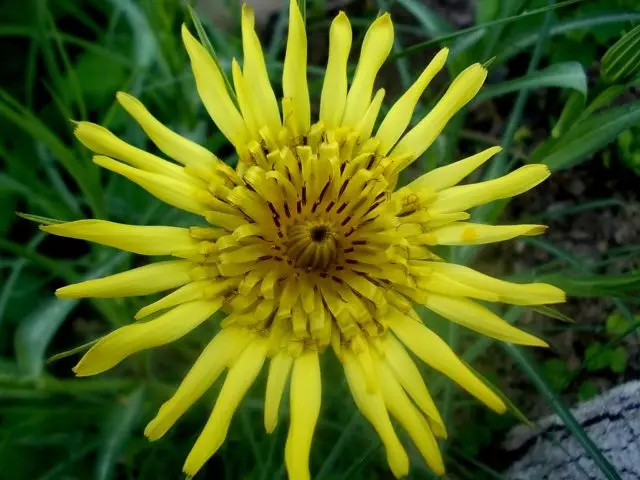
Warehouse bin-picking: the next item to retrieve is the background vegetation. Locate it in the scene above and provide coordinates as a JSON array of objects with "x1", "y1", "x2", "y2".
[{"x1": 1, "y1": 0, "x2": 639, "y2": 478}]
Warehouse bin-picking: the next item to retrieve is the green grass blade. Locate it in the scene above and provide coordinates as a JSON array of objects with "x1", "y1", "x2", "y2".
[
  {"x1": 388, "y1": 0, "x2": 587, "y2": 61},
  {"x1": 530, "y1": 102, "x2": 640, "y2": 170},
  {"x1": 475, "y1": 62, "x2": 587, "y2": 103},
  {"x1": 95, "y1": 386, "x2": 145, "y2": 480},
  {"x1": 502, "y1": 344, "x2": 621, "y2": 480}
]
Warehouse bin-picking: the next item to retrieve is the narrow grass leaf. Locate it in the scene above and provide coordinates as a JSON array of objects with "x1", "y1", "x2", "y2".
[
  {"x1": 95, "y1": 386, "x2": 145, "y2": 480},
  {"x1": 503, "y1": 344, "x2": 622, "y2": 480},
  {"x1": 531, "y1": 306, "x2": 575, "y2": 323},
  {"x1": 475, "y1": 62, "x2": 587, "y2": 103},
  {"x1": 530, "y1": 102, "x2": 640, "y2": 170}
]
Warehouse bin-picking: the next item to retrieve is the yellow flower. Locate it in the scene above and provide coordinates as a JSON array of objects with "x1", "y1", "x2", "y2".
[{"x1": 43, "y1": 2, "x2": 565, "y2": 478}]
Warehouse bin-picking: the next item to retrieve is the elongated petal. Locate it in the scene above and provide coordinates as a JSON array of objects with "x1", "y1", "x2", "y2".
[
  {"x1": 357, "y1": 88, "x2": 385, "y2": 141},
  {"x1": 135, "y1": 280, "x2": 209, "y2": 319},
  {"x1": 427, "y1": 262, "x2": 565, "y2": 305},
  {"x1": 184, "y1": 337, "x2": 268, "y2": 477},
  {"x1": 387, "y1": 311, "x2": 506, "y2": 413},
  {"x1": 57, "y1": 260, "x2": 192, "y2": 299},
  {"x1": 424, "y1": 294, "x2": 547, "y2": 346},
  {"x1": 342, "y1": 14, "x2": 394, "y2": 127},
  {"x1": 343, "y1": 350, "x2": 409, "y2": 478},
  {"x1": 41, "y1": 220, "x2": 198, "y2": 256},
  {"x1": 285, "y1": 351, "x2": 321, "y2": 480},
  {"x1": 407, "y1": 146, "x2": 501, "y2": 192},
  {"x1": 378, "y1": 359, "x2": 445, "y2": 475},
  {"x1": 73, "y1": 121, "x2": 186, "y2": 178},
  {"x1": 417, "y1": 271, "x2": 500, "y2": 302},
  {"x1": 94, "y1": 155, "x2": 207, "y2": 215},
  {"x1": 391, "y1": 64, "x2": 487, "y2": 166},
  {"x1": 231, "y1": 59, "x2": 260, "y2": 138},
  {"x1": 283, "y1": 0, "x2": 310, "y2": 135},
  {"x1": 422, "y1": 222, "x2": 546, "y2": 245},
  {"x1": 145, "y1": 328, "x2": 252, "y2": 440},
  {"x1": 320, "y1": 12, "x2": 352, "y2": 129},
  {"x1": 182, "y1": 25, "x2": 249, "y2": 148},
  {"x1": 116, "y1": 92, "x2": 219, "y2": 169},
  {"x1": 241, "y1": 5, "x2": 281, "y2": 134},
  {"x1": 429, "y1": 164, "x2": 550, "y2": 213},
  {"x1": 74, "y1": 299, "x2": 223, "y2": 376},
  {"x1": 376, "y1": 48, "x2": 448, "y2": 155},
  {"x1": 265, "y1": 350, "x2": 293, "y2": 433},
  {"x1": 383, "y1": 335, "x2": 446, "y2": 438}
]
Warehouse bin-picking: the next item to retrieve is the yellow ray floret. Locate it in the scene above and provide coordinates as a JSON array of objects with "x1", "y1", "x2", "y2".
[{"x1": 44, "y1": 2, "x2": 566, "y2": 479}]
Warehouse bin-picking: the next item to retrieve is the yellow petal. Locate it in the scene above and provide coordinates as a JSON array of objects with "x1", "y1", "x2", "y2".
[
  {"x1": 181, "y1": 25, "x2": 249, "y2": 149},
  {"x1": 74, "y1": 300, "x2": 223, "y2": 377},
  {"x1": 282, "y1": 0, "x2": 310, "y2": 135},
  {"x1": 383, "y1": 335, "x2": 446, "y2": 438},
  {"x1": 285, "y1": 351, "x2": 321, "y2": 480},
  {"x1": 357, "y1": 88, "x2": 385, "y2": 142},
  {"x1": 424, "y1": 294, "x2": 548, "y2": 346},
  {"x1": 376, "y1": 48, "x2": 448, "y2": 155},
  {"x1": 407, "y1": 146, "x2": 501, "y2": 192},
  {"x1": 416, "y1": 271, "x2": 501, "y2": 302},
  {"x1": 387, "y1": 310, "x2": 506, "y2": 413},
  {"x1": 41, "y1": 220, "x2": 198, "y2": 256},
  {"x1": 115, "y1": 92, "x2": 219, "y2": 169},
  {"x1": 421, "y1": 222, "x2": 546, "y2": 245},
  {"x1": 183, "y1": 336, "x2": 267, "y2": 477},
  {"x1": 391, "y1": 63, "x2": 487, "y2": 167},
  {"x1": 427, "y1": 262, "x2": 565, "y2": 305},
  {"x1": 56, "y1": 260, "x2": 192, "y2": 299},
  {"x1": 378, "y1": 360, "x2": 445, "y2": 475},
  {"x1": 73, "y1": 121, "x2": 186, "y2": 179},
  {"x1": 240, "y1": 5, "x2": 281, "y2": 134},
  {"x1": 135, "y1": 280, "x2": 209, "y2": 320},
  {"x1": 145, "y1": 328, "x2": 252, "y2": 440},
  {"x1": 429, "y1": 164, "x2": 550, "y2": 213},
  {"x1": 231, "y1": 59, "x2": 260, "y2": 138},
  {"x1": 342, "y1": 14, "x2": 394, "y2": 127},
  {"x1": 320, "y1": 12, "x2": 352, "y2": 129},
  {"x1": 264, "y1": 351, "x2": 293, "y2": 433},
  {"x1": 93, "y1": 155, "x2": 207, "y2": 215},
  {"x1": 343, "y1": 350, "x2": 409, "y2": 478}
]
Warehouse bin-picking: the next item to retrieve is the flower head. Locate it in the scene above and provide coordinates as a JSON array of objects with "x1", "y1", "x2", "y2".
[{"x1": 43, "y1": 1, "x2": 564, "y2": 478}]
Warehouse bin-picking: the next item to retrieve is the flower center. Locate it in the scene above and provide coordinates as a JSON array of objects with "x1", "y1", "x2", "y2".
[{"x1": 285, "y1": 220, "x2": 339, "y2": 271}]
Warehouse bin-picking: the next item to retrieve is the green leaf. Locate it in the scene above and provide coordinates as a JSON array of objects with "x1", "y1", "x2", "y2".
[
  {"x1": 577, "y1": 381, "x2": 599, "y2": 401},
  {"x1": 14, "y1": 298, "x2": 80, "y2": 378},
  {"x1": 95, "y1": 386, "x2": 145, "y2": 480},
  {"x1": 47, "y1": 339, "x2": 99, "y2": 364},
  {"x1": 585, "y1": 342, "x2": 611, "y2": 372},
  {"x1": 609, "y1": 346, "x2": 628, "y2": 374},
  {"x1": 541, "y1": 358, "x2": 572, "y2": 390},
  {"x1": 16, "y1": 212, "x2": 66, "y2": 225},
  {"x1": 606, "y1": 313, "x2": 632, "y2": 337},
  {"x1": 475, "y1": 62, "x2": 587, "y2": 103},
  {"x1": 601, "y1": 24, "x2": 640, "y2": 84},
  {"x1": 552, "y1": 90, "x2": 586, "y2": 138},
  {"x1": 530, "y1": 102, "x2": 640, "y2": 170},
  {"x1": 396, "y1": 0, "x2": 452, "y2": 37},
  {"x1": 531, "y1": 305, "x2": 575, "y2": 323},
  {"x1": 13, "y1": 254, "x2": 126, "y2": 377},
  {"x1": 503, "y1": 344, "x2": 622, "y2": 480}
]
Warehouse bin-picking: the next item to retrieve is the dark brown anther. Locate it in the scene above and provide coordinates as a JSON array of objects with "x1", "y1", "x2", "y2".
[
  {"x1": 283, "y1": 202, "x2": 291, "y2": 218},
  {"x1": 352, "y1": 240, "x2": 367, "y2": 245},
  {"x1": 343, "y1": 247, "x2": 355, "y2": 254},
  {"x1": 296, "y1": 200, "x2": 302, "y2": 214},
  {"x1": 325, "y1": 201, "x2": 335, "y2": 212},
  {"x1": 336, "y1": 202, "x2": 348, "y2": 214},
  {"x1": 340, "y1": 216, "x2": 352, "y2": 226}
]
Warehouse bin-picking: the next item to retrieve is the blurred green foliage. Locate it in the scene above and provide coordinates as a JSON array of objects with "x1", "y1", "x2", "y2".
[{"x1": 1, "y1": 0, "x2": 640, "y2": 479}]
